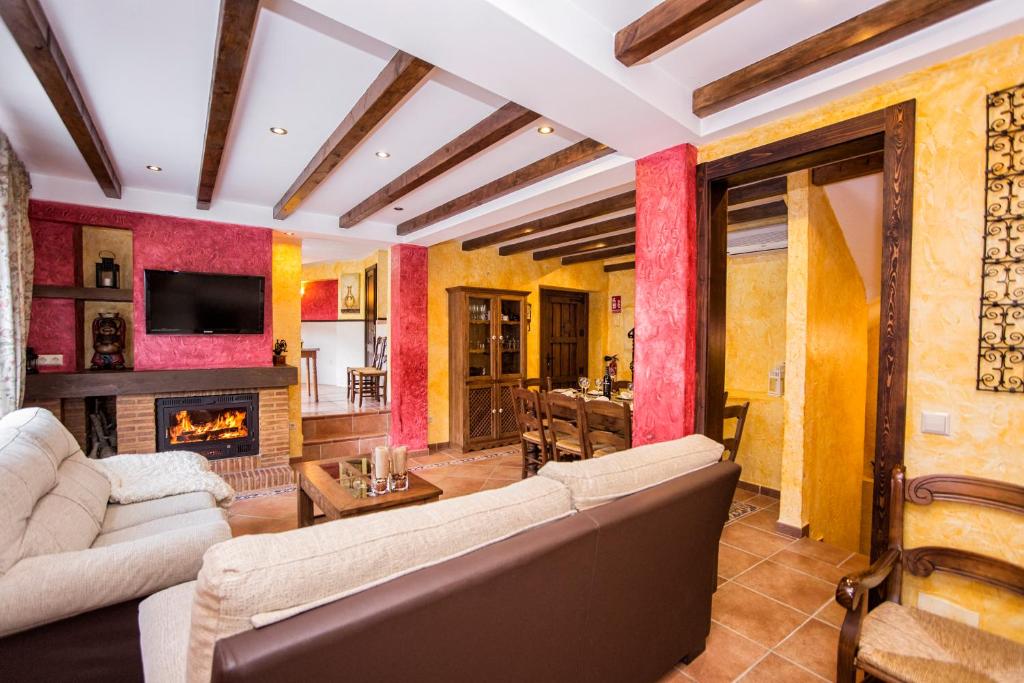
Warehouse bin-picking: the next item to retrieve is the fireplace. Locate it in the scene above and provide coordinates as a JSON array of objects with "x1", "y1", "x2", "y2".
[{"x1": 155, "y1": 393, "x2": 259, "y2": 459}]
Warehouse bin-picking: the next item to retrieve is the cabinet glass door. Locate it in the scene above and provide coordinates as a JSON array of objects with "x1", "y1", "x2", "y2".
[
  {"x1": 498, "y1": 298, "x2": 524, "y2": 377},
  {"x1": 467, "y1": 296, "x2": 493, "y2": 380}
]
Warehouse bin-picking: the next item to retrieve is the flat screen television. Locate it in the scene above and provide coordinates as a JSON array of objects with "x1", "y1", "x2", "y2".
[{"x1": 145, "y1": 269, "x2": 265, "y2": 334}]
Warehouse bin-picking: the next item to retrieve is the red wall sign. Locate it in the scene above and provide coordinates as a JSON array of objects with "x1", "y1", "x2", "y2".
[{"x1": 611, "y1": 295, "x2": 622, "y2": 314}]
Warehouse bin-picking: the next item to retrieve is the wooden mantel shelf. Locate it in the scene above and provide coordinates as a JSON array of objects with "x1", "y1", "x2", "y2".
[
  {"x1": 33, "y1": 285, "x2": 134, "y2": 302},
  {"x1": 25, "y1": 366, "x2": 298, "y2": 400}
]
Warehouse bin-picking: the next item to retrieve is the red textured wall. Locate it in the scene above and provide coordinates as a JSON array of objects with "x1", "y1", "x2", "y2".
[
  {"x1": 28, "y1": 219, "x2": 77, "y2": 371},
  {"x1": 29, "y1": 201, "x2": 273, "y2": 371},
  {"x1": 31, "y1": 219, "x2": 76, "y2": 285},
  {"x1": 389, "y1": 244, "x2": 428, "y2": 450},
  {"x1": 632, "y1": 144, "x2": 698, "y2": 445},
  {"x1": 301, "y1": 280, "x2": 337, "y2": 320}
]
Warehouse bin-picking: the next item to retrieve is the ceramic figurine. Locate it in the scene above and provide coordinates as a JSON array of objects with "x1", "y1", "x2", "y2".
[{"x1": 91, "y1": 312, "x2": 127, "y2": 370}]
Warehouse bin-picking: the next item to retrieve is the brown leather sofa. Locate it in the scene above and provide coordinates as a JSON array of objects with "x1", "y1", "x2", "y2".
[{"x1": 209, "y1": 461, "x2": 739, "y2": 683}]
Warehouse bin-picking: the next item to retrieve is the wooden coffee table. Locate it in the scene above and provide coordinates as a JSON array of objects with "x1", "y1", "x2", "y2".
[{"x1": 295, "y1": 457, "x2": 443, "y2": 527}]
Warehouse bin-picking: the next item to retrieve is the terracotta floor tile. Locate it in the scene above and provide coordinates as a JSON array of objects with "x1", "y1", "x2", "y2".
[
  {"x1": 814, "y1": 600, "x2": 847, "y2": 628},
  {"x1": 768, "y1": 548, "x2": 849, "y2": 584},
  {"x1": 487, "y1": 467, "x2": 523, "y2": 481},
  {"x1": 710, "y1": 583, "x2": 807, "y2": 648},
  {"x1": 773, "y1": 618, "x2": 840, "y2": 680},
  {"x1": 789, "y1": 537, "x2": 853, "y2": 566},
  {"x1": 720, "y1": 524, "x2": 795, "y2": 558},
  {"x1": 228, "y1": 515, "x2": 296, "y2": 537},
  {"x1": 733, "y1": 561, "x2": 836, "y2": 615},
  {"x1": 717, "y1": 543, "x2": 763, "y2": 579},
  {"x1": 228, "y1": 492, "x2": 297, "y2": 519},
  {"x1": 479, "y1": 477, "x2": 514, "y2": 491},
  {"x1": 681, "y1": 623, "x2": 767, "y2": 683},
  {"x1": 735, "y1": 509, "x2": 780, "y2": 534},
  {"x1": 747, "y1": 494, "x2": 779, "y2": 509},
  {"x1": 737, "y1": 654, "x2": 823, "y2": 683},
  {"x1": 839, "y1": 553, "x2": 869, "y2": 573},
  {"x1": 655, "y1": 667, "x2": 691, "y2": 683},
  {"x1": 733, "y1": 488, "x2": 756, "y2": 502}
]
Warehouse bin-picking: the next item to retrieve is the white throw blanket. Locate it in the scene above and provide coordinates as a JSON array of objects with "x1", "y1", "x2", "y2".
[{"x1": 92, "y1": 451, "x2": 235, "y2": 508}]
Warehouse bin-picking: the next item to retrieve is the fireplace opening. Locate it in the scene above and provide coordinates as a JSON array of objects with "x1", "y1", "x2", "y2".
[{"x1": 156, "y1": 393, "x2": 258, "y2": 459}]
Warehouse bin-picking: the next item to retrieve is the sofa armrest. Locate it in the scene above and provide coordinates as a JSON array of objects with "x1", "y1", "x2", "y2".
[{"x1": 0, "y1": 521, "x2": 229, "y2": 637}]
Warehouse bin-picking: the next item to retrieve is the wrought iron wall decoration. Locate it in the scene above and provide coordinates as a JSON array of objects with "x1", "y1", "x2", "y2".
[{"x1": 978, "y1": 82, "x2": 1024, "y2": 392}]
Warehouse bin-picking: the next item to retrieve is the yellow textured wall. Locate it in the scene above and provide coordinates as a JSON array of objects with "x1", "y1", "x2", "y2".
[
  {"x1": 301, "y1": 250, "x2": 389, "y2": 320},
  {"x1": 272, "y1": 235, "x2": 303, "y2": 457},
  {"x1": 427, "y1": 240, "x2": 612, "y2": 445},
  {"x1": 805, "y1": 178, "x2": 867, "y2": 552},
  {"x1": 701, "y1": 35, "x2": 1024, "y2": 641},
  {"x1": 725, "y1": 251, "x2": 787, "y2": 490},
  {"x1": 861, "y1": 300, "x2": 881, "y2": 553},
  {"x1": 605, "y1": 261, "x2": 635, "y2": 381}
]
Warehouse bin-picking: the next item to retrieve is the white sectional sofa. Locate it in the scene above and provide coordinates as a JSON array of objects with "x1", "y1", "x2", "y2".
[{"x1": 0, "y1": 407, "x2": 232, "y2": 679}]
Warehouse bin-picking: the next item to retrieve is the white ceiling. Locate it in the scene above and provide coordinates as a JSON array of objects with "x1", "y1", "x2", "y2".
[{"x1": 1, "y1": 0, "x2": 1022, "y2": 264}]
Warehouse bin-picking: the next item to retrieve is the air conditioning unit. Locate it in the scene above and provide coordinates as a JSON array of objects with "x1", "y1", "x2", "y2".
[{"x1": 727, "y1": 223, "x2": 788, "y2": 256}]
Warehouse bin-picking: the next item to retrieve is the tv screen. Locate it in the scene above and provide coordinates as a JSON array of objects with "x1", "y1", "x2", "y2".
[{"x1": 145, "y1": 269, "x2": 265, "y2": 334}]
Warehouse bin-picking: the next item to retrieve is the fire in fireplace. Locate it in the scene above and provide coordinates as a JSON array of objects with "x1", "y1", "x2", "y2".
[{"x1": 155, "y1": 394, "x2": 259, "y2": 459}]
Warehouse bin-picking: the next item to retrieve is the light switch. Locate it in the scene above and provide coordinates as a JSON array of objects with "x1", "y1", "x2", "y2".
[{"x1": 921, "y1": 411, "x2": 950, "y2": 436}]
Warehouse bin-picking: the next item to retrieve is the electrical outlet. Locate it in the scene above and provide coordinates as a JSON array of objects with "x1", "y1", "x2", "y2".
[
  {"x1": 36, "y1": 354, "x2": 64, "y2": 367},
  {"x1": 921, "y1": 411, "x2": 950, "y2": 436}
]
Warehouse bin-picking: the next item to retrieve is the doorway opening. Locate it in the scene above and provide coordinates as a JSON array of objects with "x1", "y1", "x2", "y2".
[
  {"x1": 696, "y1": 103, "x2": 915, "y2": 562},
  {"x1": 539, "y1": 288, "x2": 589, "y2": 389}
]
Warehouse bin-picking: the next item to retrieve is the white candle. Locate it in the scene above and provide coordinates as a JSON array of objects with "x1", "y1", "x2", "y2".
[
  {"x1": 391, "y1": 446, "x2": 408, "y2": 475},
  {"x1": 372, "y1": 446, "x2": 391, "y2": 479}
]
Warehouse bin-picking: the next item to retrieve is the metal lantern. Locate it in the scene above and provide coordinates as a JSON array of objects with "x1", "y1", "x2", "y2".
[{"x1": 95, "y1": 250, "x2": 120, "y2": 289}]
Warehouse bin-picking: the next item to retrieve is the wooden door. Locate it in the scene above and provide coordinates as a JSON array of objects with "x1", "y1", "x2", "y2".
[
  {"x1": 540, "y1": 289, "x2": 588, "y2": 388},
  {"x1": 496, "y1": 382, "x2": 519, "y2": 439},
  {"x1": 364, "y1": 264, "x2": 377, "y2": 366},
  {"x1": 465, "y1": 383, "x2": 496, "y2": 445}
]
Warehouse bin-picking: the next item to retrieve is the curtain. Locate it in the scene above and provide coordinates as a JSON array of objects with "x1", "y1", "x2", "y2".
[{"x1": 0, "y1": 130, "x2": 33, "y2": 416}]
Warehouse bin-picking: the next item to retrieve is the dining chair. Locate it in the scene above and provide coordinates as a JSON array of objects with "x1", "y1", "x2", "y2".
[
  {"x1": 612, "y1": 380, "x2": 632, "y2": 391},
  {"x1": 722, "y1": 401, "x2": 750, "y2": 462},
  {"x1": 542, "y1": 392, "x2": 588, "y2": 461},
  {"x1": 519, "y1": 377, "x2": 553, "y2": 392},
  {"x1": 511, "y1": 387, "x2": 550, "y2": 478},
  {"x1": 581, "y1": 399, "x2": 632, "y2": 458}
]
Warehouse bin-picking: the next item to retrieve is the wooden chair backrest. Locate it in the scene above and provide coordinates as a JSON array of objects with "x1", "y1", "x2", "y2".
[
  {"x1": 887, "y1": 465, "x2": 1024, "y2": 601},
  {"x1": 372, "y1": 337, "x2": 388, "y2": 369},
  {"x1": 511, "y1": 387, "x2": 546, "y2": 443},
  {"x1": 721, "y1": 401, "x2": 749, "y2": 462},
  {"x1": 543, "y1": 392, "x2": 585, "y2": 445},
  {"x1": 612, "y1": 380, "x2": 632, "y2": 391},
  {"x1": 519, "y1": 377, "x2": 553, "y2": 392},
  {"x1": 581, "y1": 399, "x2": 631, "y2": 457}
]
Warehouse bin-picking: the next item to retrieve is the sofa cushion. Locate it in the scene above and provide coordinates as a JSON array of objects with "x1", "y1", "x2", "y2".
[
  {"x1": 19, "y1": 453, "x2": 110, "y2": 559},
  {"x1": 140, "y1": 581, "x2": 196, "y2": 683},
  {"x1": 102, "y1": 491, "x2": 216, "y2": 534},
  {"x1": 0, "y1": 428, "x2": 61, "y2": 574},
  {"x1": 538, "y1": 434, "x2": 724, "y2": 510},
  {"x1": 0, "y1": 407, "x2": 84, "y2": 465},
  {"x1": 92, "y1": 507, "x2": 227, "y2": 548},
  {"x1": 858, "y1": 601, "x2": 1024, "y2": 683},
  {"x1": 187, "y1": 476, "x2": 573, "y2": 682}
]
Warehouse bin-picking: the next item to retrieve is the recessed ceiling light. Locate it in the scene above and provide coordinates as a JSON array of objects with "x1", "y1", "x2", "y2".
[
  {"x1": 146, "y1": 165, "x2": 162, "y2": 172},
  {"x1": 375, "y1": 151, "x2": 391, "y2": 159},
  {"x1": 537, "y1": 125, "x2": 555, "y2": 135},
  {"x1": 393, "y1": 206, "x2": 404, "y2": 211},
  {"x1": 269, "y1": 126, "x2": 288, "y2": 136}
]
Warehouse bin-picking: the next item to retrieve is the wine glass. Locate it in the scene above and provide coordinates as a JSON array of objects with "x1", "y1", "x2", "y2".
[
  {"x1": 578, "y1": 377, "x2": 589, "y2": 394},
  {"x1": 595, "y1": 377, "x2": 603, "y2": 394}
]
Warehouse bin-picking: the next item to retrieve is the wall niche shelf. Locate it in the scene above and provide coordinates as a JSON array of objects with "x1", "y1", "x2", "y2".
[{"x1": 33, "y1": 285, "x2": 133, "y2": 302}]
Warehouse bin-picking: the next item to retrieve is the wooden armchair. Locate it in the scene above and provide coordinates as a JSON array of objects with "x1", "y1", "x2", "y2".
[
  {"x1": 721, "y1": 401, "x2": 749, "y2": 462},
  {"x1": 580, "y1": 399, "x2": 631, "y2": 459},
  {"x1": 835, "y1": 465, "x2": 1024, "y2": 682},
  {"x1": 510, "y1": 387, "x2": 550, "y2": 478}
]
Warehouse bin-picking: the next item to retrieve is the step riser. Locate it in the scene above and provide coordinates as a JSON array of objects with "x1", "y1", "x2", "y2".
[
  {"x1": 301, "y1": 434, "x2": 387, "y2": 461},
  {"x1": 302, "y1": 413, "x2": 390, "y2": 441}
]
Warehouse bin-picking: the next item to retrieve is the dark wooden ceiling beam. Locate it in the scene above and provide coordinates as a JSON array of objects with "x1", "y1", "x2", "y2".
[
  {"x1": 398, "y1": 138, "x2": 614, "y2": 235},
  {"x1": 615, "y1": 0, "x2": 749, "y2": 66},
  {"x1": 726, "y1": 176, "x2": 786, "y2": 205},
  {"x1": 339, "y1": 102, "x2": 539, "y2": 228},
  {"x1": 274, "y1": 51, "x2": 434, "y2": 219},
  {"x1": 692, "y1": 0, "x2": 991, "y2": 117},
  {"x1": 498, "y1": 213, "x2": 635, "y2": 256},
  {"x1": 727, "y1": 199, "x2": 786, "y2": 225},
  {"x1": 811, "y1": 150, "x2": 884, "y2": 186},
  {"x1": 462, "y1": 190, "x2": 634, "y2": 251},
  {"x1": 534, "y1": 230, "x2": 636, "y2": 261},
  {"x1": 561, "y1": 244, "x2": 635, "y2": 266},
  {"x1": 604, "y1": 261, "x2": 635, "y2": 273},
  {"x1": 0, "y1": 0, "x2": 121, "y2": 198},
  {"x1": 195, "y1": 0, "x2": 260, "y2": 210}
]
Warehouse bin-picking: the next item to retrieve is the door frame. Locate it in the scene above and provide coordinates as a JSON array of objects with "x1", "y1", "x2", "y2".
[
  {"x1": 694, "y1": 101, "x2": 916, "y2": 562},
  {"x1": 539, "y1": 287, "x2": 590, "y2": 388},
  {"x1": 364, "y1": 264, "x2": 378, "y2": 366}
]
